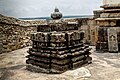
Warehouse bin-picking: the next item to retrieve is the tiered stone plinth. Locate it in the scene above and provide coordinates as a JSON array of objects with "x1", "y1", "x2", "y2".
[
  {"x1": 26, "y1": 8, "x2": 92, "y2": 73},
  {"x1": 26, "y1": 31, "x2": 92, "y2": 73}
]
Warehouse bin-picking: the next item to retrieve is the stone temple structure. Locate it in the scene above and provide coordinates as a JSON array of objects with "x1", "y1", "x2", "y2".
[
  {"x1": 94, "y1": 0, "x2": 120, "y2": 52},
  {"x1": 26, "y1": 8, "x2": 92, "y2": 73}
]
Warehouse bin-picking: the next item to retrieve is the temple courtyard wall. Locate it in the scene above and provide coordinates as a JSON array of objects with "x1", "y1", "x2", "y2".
[{"x1": 0, "y1": 14, "x2": 97, "y2": 53}]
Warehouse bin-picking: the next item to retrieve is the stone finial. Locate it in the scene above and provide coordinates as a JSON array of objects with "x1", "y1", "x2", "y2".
[{"x1": 51, "y1": 7, "x2": 62, "y2": 19}]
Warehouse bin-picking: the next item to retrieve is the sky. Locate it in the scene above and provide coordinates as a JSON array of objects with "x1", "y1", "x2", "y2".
[{"x1": 0, "y1": 0, "x2": 102, "y2": 18}]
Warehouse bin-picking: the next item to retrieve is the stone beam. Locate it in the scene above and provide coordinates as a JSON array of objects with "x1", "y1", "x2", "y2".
[{"x1": 103, "y1": 0, "x2": 120, "y2": 5}]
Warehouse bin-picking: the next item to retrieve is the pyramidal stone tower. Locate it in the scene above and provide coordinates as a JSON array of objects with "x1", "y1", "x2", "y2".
[
  {"x1": 26, "y1": 8, "x2": 92, "y2": 73},
  {"x1": 94, "y1": 0, "x2": 120, "y2": 52}
]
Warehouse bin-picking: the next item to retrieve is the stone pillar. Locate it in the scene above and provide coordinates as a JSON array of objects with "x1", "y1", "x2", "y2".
[{"x1": 108, "y1": 28, "x2": 118, "y2": 52}]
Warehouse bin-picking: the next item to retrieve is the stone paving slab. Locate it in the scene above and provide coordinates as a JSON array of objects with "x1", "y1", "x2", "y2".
[{"x1": 0, "y1": 46, "x2": 120, "y2": 80}]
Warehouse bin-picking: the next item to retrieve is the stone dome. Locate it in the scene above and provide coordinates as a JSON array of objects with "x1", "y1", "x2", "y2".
[{"x1": 51, "y1": 8, "x2": 62, "y2": 19}]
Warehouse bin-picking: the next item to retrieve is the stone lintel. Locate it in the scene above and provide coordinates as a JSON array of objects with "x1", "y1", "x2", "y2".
[
  {"x1": 101, "y1": 4, "x2": 120, "y2": 9},
  {"x1": 102, "y1": 9, "x2": 120, "y2": 13},
  {"x1": 95, "y1": 18, "x2": 120, "y2": 21}
]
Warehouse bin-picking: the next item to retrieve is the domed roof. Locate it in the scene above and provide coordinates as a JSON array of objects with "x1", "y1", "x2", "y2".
[{"x1": 51, "y1": 8, "x2": 63, "y2": 19}]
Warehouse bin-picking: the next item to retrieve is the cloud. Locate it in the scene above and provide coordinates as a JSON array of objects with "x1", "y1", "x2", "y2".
[{"x1": 0, "y1": 0, "x2": 102, "y2": 18}]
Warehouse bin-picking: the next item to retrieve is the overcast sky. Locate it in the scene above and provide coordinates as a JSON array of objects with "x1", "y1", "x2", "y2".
[{"x1": 0, "y1": 0, "x2": 102, "y2": 18}]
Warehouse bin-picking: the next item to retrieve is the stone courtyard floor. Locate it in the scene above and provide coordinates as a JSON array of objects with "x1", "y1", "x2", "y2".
[{"x1": 0, "y1": 46, "x2": 120, "y2": 80}]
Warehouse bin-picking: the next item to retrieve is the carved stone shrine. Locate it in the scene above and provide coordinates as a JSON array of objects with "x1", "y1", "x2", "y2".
[
  {"x1": 94, "y1": 0, "x2": 120, "y2": 52},
  {"x1": 26, "y1": 8, "x2": 92, "y2": 73}
]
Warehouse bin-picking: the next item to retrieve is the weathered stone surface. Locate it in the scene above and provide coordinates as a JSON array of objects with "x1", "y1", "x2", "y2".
[
  {"x1": 50, "y1": 32, "x2": 66, "y2": 42},
  {"x1": 103, "y1": 0, "x2": 120, "y2": 5},
  {"x1": 0, "y1": 14, "x2": 97, "y2": 54},
  {"x1": 1, "y1": 46, "x2": 120, "y2": 80},
  {"x1": 51, "y1": 8, "x2": 62, "y2": 20},
  {"x1": 26, "y1": 11, "x2": 93, "y2": 73},
  {"x1": 94, "y1": 0, "x2": 120, "y2": 52},
  {"x1": 0, "y1": 42, "x2": 3, "y2": 54},
  {"x1": 101, "y1": 4, "x2": 120, "y2": 9},
  {"x1": 0, "y1": 13, "x2": 96, "y2": 54},
  {"x1": 108, "y1": 27, "x2": 118, "y2": 52},
  {"x1": 27, "y1": 30, "x2": 92, "y2": 73},
  {"x1": 100, "y1": 13, "x2": 120, "y2": 18},
  {"x1": 0, "y1": 15, "x2": 38, "y2": 53}
]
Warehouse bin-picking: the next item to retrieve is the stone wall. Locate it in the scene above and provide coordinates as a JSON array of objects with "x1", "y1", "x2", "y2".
[
  {"x1": 78, "y1": 18, "x2": 97, "y2": 45},
  {"x1": 0, "y1": 23, "x2": 37, "y2": 53},
  {"x1": 63, "y1": 18, "x2": 97, "y2": 45},
  {"x1": 0, "y1": 14, "x2": 97, "y2": 53},
  {"x1": 0, "y1": 14, "x2": 46, "y2": 53}
]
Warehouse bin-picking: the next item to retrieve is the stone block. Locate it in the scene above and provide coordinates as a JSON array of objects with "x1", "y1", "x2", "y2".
[
  {"x1": 100, "y1": 13, "x2": 120, "y2": 18},
  {"x1": 26, "y1": 55, "x2": 50, "y2": 63},
  {"x1": 26, "y1": 64, "x2": 50, "y2": 73},
  {"x1": 0, "y1": 43, "x2": 3, "y2": 53},
  {"x1": 50, "y1": 32, "x2": 66, "y2": 47},
  {"x1": 51, "y1": 64, "x2": 69, "y2": 72},
  {"x1": 108, "y1": 28, "x2": 118, "y2": 52},
  {"x1": 50, "y1": 32, "x2": 66, "y2": 42},
  {"x1": 26, "y1": 59, "x2": 50, "y2": 69},
  {"x1": 72, "y1": 55, "x2": 85, "y2": 62},
  {"x1": 72, "y1": 60, "x2": 84, "y2": 69}
]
